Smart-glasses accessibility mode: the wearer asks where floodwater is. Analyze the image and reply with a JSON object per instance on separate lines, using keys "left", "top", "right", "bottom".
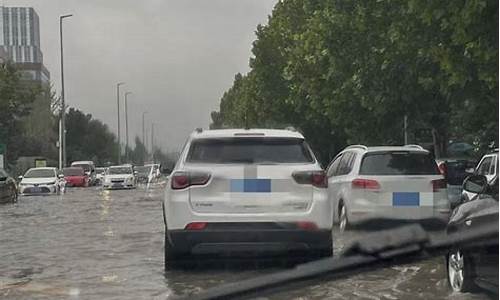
{"left": 0, "top": 183, "right": 493, "bottom": 299}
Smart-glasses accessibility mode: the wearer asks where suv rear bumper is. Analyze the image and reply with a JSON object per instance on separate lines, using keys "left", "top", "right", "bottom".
{"left": 167, "top": 228, "right": 332, "bottom": 256}
{"left": 349, "top": 207, "right": 450, "bottom": 226}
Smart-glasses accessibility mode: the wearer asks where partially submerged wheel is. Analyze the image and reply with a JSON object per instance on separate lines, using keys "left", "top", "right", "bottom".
{"left": 447, "top": 249, "right": 476, "bottom": 292}
{"left": 338, "top": 202, "right": 348, "bottom": 233}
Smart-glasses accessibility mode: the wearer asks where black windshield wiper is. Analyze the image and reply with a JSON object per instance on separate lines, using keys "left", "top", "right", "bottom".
{"left": 177, "top": 222, "right": 498, "bottom": 300}
{"left": 225, "top": 159, "right": 255, "bottom": 164}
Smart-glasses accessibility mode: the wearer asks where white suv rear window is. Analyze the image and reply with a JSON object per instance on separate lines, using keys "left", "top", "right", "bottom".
{"left": 187, "top": 138, "right": 314, "bottom": 164}
{"left": 360, "top": 151, "right": 440, "bottom": 175}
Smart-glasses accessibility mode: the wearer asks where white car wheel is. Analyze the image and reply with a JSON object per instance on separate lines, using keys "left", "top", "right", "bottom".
{"left": 447, "top": 249, "right": 475, "bottom": 292}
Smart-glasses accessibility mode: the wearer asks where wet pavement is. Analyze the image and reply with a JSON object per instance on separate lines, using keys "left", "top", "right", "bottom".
{"left": 0, "top": 184, "right": 493, "bottom": 299}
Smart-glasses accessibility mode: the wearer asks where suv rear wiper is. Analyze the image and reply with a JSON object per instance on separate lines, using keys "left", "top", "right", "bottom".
{"left": 225, "top": 159, "right": 255, "bottom": 164}
{"left": 177, "top": 222, "right": 498, "bottom": 300}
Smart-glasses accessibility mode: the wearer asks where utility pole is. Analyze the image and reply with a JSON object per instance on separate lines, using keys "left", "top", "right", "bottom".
{"left": 59, "top": 14, "right": 72, "bottom": 169}
{"left": 116, "top": 82, "right": 125, "bottom": 164}
{"left": 124, "top": 92, "right": 132, "bottom": 162}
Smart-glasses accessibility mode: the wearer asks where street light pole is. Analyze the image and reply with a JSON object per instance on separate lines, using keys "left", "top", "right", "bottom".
{"left": 59, "top": 14, "right": 72, "bottom": 169}
{"left": 116, "top": 82, "right": 125, "bottom": 164}
{"left": 124, "top": 92, "right": 132, "bottom": 162}
{"left": 151, "top": 122, "right": 155, "bottom": 162}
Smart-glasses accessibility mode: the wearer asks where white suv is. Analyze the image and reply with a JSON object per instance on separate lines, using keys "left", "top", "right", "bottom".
{"left": 327, "top": 145, "right": 449, "bottom": 231}
{"left": 162, "top": 129, "right": 332, "bottom": 264}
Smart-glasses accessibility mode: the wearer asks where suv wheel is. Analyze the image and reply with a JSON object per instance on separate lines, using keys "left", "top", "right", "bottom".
{"left": 447, "top": 249, "right": 476, "bottom": 292}
{"left": 339, "top": 203, "right": 348, "bottom": 232}
{"left": 164, "top": 231, "right": 185, "bottom": 269}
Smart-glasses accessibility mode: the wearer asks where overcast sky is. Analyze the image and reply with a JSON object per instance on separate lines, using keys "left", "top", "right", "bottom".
{"left": 3, "top": 0, "right": 277, "bottom": 152}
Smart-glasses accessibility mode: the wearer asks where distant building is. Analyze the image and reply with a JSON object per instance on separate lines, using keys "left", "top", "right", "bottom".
{"left": 1, "top": 7, "right": 56, "bottom": 162}
{"left": 0, "top": 6, "right": 50, "bottom": 83}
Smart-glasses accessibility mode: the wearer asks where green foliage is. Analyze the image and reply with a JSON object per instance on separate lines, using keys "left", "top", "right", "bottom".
{"left": 65, "top": 108, "right": 119, "bottom": 165}
{"left": 0, "top": 62, "right": 53, "bottom": 163}
{"left": 211, "top": 0, "right": 498, "bottom": 162}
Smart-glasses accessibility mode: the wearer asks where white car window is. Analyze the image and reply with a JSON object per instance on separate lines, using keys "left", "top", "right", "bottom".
{"left": 327, "top": 154, "right": 343, "bottom": 177}
{"left": 24, "top": 169, "right": 56, "bottom": 178}
{"left": 336, "top": 152, "right": 353, "bottom": 176}
{"left": 489, "top": 155, "right": 498, "bottom": 175}
{"left": 476, "top": 156, "right": 492, "bottom": 176}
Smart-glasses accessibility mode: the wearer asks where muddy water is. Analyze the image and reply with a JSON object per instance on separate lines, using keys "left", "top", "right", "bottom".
{"left": 0, "top": 184, "right": 492, "bottom": 299}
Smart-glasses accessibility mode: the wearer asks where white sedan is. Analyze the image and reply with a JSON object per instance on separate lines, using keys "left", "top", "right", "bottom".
{"left": 18, "top": 167, "right": 64, "bottom": 195}
{"left": 102, "top": 165, "right": 137, "bottom": 190}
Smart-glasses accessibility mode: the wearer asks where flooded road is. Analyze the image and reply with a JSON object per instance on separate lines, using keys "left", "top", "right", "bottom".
{"left": 0, "top": 185, "right": 493, "bottom": 299}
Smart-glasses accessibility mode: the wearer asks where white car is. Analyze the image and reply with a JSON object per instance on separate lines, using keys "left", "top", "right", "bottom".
{"left": 102, "top": 165, "right": 137, "bottom": 189}
{"left": 18, "top": 167, "right": 64, "bottom": 195}
{"left": 326, "top": 145, "right": 449, "bottom": 231}
{"left": 162, "top": 128, "right": 332, "bottom": 264}
{"left": 94, "top": 167, "right": 107, "bottom": 185}
{"left": 462, "top": 149, "right": 498, "bottom": 202}
{"left": 145, "top": 163, "right": 161, "bottom": 182}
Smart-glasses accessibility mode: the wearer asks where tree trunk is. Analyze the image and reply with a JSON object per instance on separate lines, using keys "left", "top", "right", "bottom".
{"left": 432, "top": 127, "right": 448, "bottom": 158}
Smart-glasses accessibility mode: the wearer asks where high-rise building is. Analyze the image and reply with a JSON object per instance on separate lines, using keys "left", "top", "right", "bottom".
{"left": 0, "top": 6, "right": 50, "bottom": 83}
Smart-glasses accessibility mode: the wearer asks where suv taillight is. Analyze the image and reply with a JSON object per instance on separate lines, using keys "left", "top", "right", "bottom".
{"left": 292, "top": 171, "right": 328, "bottom": 188}
{"left": 352, "top": 178, "right": 380, "bottom": 189}
{"left": 432, "top": 179, "right": 447, "bottom": 192}
{"left": 171, "top": 171, "right": 211, "bottom": 190}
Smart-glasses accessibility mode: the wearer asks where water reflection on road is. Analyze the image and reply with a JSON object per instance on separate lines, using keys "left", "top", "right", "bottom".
{"left": 0, "top": 184, "right": 493, "bottom": 299}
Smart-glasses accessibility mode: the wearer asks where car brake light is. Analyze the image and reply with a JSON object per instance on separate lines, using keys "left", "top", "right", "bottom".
{"left": 296, "top": 221, "right": 318, "bottom": 231}
{"left": 171, "top": 171, "right": 211, "bottom": 190}
{"left": 438, "top": 162, "right": 447, "bottom": 178}
{"left": 352, "top": 178, "right": 380, "bottom": 189}
{"left": 292, "top": 171, "right": 327, "bottom": 188}
{"left": 185, "top": 222, "right": 207, "bottom": 230}
{"left": 432, "top": 179, "right": 447, "bottom": 192}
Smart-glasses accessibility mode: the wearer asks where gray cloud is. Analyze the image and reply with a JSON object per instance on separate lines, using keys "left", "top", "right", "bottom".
{"left": 3, "top": 0, "right": 276, "bottom": 152}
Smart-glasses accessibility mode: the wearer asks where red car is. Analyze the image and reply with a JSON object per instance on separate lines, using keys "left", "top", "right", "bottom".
{"left": 63, "top": 167, "right": 89, "bottom": 187}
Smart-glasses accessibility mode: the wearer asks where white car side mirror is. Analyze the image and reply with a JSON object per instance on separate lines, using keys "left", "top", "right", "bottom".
{"left": 465, "top": 167, "right": 475, "bottom": 174}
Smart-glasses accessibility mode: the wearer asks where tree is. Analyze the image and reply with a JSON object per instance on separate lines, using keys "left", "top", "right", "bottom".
{"left": 212, "top": 0, "right": 498, "bottom": 162}
{"left": 129, "top": 136, "right": 148, "bottom": 165}
{"left": 65, "top": 108, "right": 119, "bottom": 165}
{"left": 0, "top": 61, "right": 55, "bottom": 162}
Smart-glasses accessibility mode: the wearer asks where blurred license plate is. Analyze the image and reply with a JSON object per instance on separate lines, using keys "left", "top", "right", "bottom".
{"left": 392, "top": 192, "right": 420, "bottom": 206}
{"left": 32, "top": 187, "right": 41, "bottom": 193}
{"left": 113, "top": 183, "right": 122, "bottom": 187}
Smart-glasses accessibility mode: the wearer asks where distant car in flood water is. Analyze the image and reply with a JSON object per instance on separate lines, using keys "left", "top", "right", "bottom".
{"left": 18, "top": 167, "right": 64, "bottom": 195}
{"left": 63, "top": 167, "right": 89, "bottom": 187}
{"left": 70, "top": 161, "right": 96, "bottom": 185}
{"left": 102, "top": 165, "right": 137, "bottom": 190}
{"left": 94, "top": 167, "right": 106, "bottom": 185}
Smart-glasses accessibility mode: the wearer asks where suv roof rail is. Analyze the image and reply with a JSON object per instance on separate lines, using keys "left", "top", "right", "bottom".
{"left": 195, "top": 127, "right": 203, "bottom": 133}
{"left": 404, "top": 144, "right": 424, "bottom": 150}
{"left": 345, "top": 145, "right": 368, "bottom": 150}
{"left": 284, "top": 126, "right": 297, "bottom": 132}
